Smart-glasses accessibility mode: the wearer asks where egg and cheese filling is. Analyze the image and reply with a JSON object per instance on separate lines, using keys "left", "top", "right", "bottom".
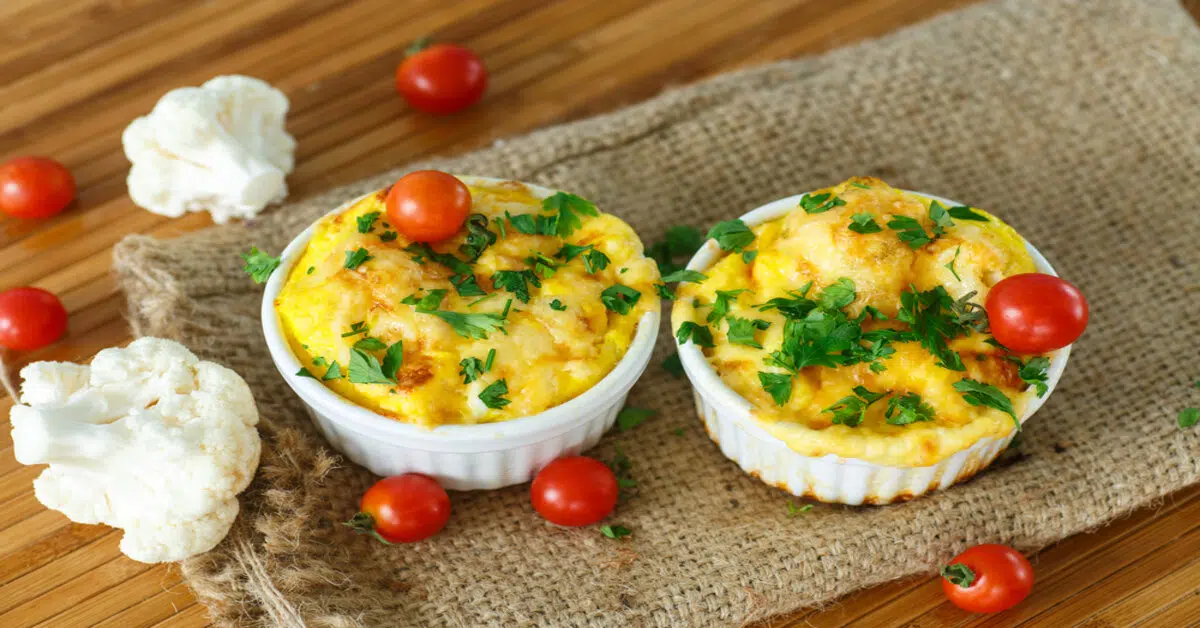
{"left": 276, "top": 179, "right": 659, "bottom": 427}
{"left": 674, "top": 177, "right": 1051, "bottom": 467}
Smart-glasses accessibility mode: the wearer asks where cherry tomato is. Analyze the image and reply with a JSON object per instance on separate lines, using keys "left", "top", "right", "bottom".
{"left": 385, "top": 170, "right": 471, "bottom": 243}
{"left": 395, "top": 42, "right": 487, "bottom": 114}
{"left": 986, "top": 273, "right": 1088, "bottom": 353}
{"left": 0, "top": 156, "right": 76, "bottom": 219}
{"left": 530, "top": 456, "right": 619, "bottom": 527}
{"left": 941, "top": 544, "right": 1034, "bottom": 614}
{"left": 0, "top": 287, "right": 68, "bottom": 351}
{"left": 346, "top": 474, "right": 451, "bottom": 544}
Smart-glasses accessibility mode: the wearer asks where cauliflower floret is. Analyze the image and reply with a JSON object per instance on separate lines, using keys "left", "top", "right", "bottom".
{"left": 9, "top": 338, "right": 261, "bottom": 563}
{"left": 122, "top": 75, "right": 296, "bottom": 224}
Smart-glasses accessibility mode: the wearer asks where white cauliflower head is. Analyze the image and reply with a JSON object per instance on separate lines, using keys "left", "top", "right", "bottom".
{"left": 122, "top": 75, "right": 296, "bottom": 224}
{"left": 10, "top": 337, "right": 262, "bottom": 563}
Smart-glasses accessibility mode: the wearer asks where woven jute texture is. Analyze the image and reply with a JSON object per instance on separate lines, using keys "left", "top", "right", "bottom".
{"left": 112, "top": 0, "right": 1200, "bottom": 625}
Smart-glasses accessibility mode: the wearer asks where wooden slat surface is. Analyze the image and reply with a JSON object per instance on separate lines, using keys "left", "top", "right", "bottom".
{"left": 1, "top": 1, "right": 1198, "bottom": 626}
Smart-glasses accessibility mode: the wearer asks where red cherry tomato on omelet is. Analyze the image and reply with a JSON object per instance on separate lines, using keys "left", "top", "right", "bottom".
{"left": 0, "top": 287, "right": 68, "bottom": 351}
{"left": 395, "top": 42, "right": 487, "bottom": 115}
{"left": 346, "top": 474, "right": 451, "bottom": 544}
{"left": 986, "top": 273, "right": 1088, "bottom": 353}
{"left": 531, "top": 456, "right": 619, "bottom": 527}
{"left": 386, "top": 170, "right": 471, "bottom": 243}
{"left": 0, "top": 156, "right": 75, "bottom": 219}
{"left": 941, "top": 544, "right": 1034, "bottom": 614}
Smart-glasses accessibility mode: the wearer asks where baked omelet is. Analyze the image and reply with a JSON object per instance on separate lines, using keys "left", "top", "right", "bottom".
{"left": 673, "top": 177, "right": 1050, "bottom": 467}
{"left": 276, "top": 178, "right": 659, "bottom": 426}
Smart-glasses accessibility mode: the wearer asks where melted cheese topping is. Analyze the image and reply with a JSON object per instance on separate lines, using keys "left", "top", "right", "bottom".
{"left": 276, "top": 179, "right": 659, "bottom": 427}
{"left": 674, "top": 177, "right": 1046, "bottom": 467}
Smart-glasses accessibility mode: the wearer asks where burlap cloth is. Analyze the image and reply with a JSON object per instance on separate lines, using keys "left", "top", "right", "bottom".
{"left": 111, "top": 0, "right": 1200, "bottom": 625}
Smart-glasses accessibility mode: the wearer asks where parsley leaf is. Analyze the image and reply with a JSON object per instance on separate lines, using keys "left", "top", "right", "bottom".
{"left": 524, "top": 252, "right": 560, "bottom": 279}
{"left": 953, "top": 378, "right": 1018, "bottom": 428}
{"left": 451, "top": 273, "right": 486, "bottom": 297}
{"left": 506, "top": 211, "right": 557, "bottom": 236}
{"left": 343, "top": 247, "right": 372, "bottom": 270}
{"left": 726, "top": 316, "right": 770, "bottom": 348}
{"left": 822, "top": 385, "right": 887, "bottom": 427}
{"left": 556, "top": 243, "right": 610, "bottom": 274}
{"left": 654, "top": 283, "right": 675, "bottom": 300}
{"left": 312, "top": 356, "right": 329, "bottom": 367}
{"left": 707, "top": 219, "right": 756, "bottom": 256}
{"left": 341, "top": 321, "right": 369, "bottom": 337}
{"left": 600, "top": 524, "right": 632, "bottom": 540}
{"left": 241, "top": 247, "right": 281, "bottom": 283}
{"left": 896, "top": 286, "right": 972, "bottom": 371}
{"left": 379, "top": 231, "right": 398, "bottom": 242}
{"left": 848, "top": 213, "right": 883, "bottom": 234}
{"left": 662, "top": 352, "right": 684, "bottom": 377}
{"left": 800, "top": 192, "right": 847, "bottom": 214}
{"left": 458, "top": 214, "right": 497, "bottom": 262}
{"left": 600, "top": 284, "right": 641, "bottom": 315}
{"left": 675, "top": 321, "right": 715, "bottom": 347}
{"left": 322, "top": 361, "right": 343, "bottom": 381}
{"left": 886, "top": 216, "right": 933, "bottom": 249}
{"left": 946, "top": 245, "right": 963, "bottom": 281}
{"left": 381, "top": 341, "right": 403, "bottom": 381}
{"left": 491, "top": 269, "right": 541, "bottom": 303}
{"left": 1180, "top": 408, "right": 1199, "bottom": 429}
{"left": 478, "top": 379, "right": 511, "bottom": 409}
{"left": 948, "top": 206, "right": 989, "bottom": 221}
{"left": 306, "top": 266, "right": 315, "bottom": 275}
{"left": 404, "top": 243, "right": 483, "bottom": 297}
{"left": 356, "top": 211, "right": 381, "bottom": 234}
{"left": 549, "top": 299, "right": 567, "bottom": 311}
{"left": 422, "top": 310, "right": 507, "bottom": 339}
{"left": 296, "top": 367, "right": 315, "bottom": 378}
{"left": 661, "top": 269, "right": 707, "bottom": 284}
{"left": 541, "top": 192, "right": 599, "bottom": 237}
{"left": 885, "top": 392, "right": 936, "bottom": 425}
{"left": 756, "top": 286, "right": 818, "bottom": 320}
{"left": 817, "top": 278, "right": 856, "bottom": 311}
{"left": 459, "top": 357, "right": 486, "bottom": 384}
{"left": 850, "top": 182, "right": 872, "bottom": 190}
{"left": 353, "top": 337, "right": 387, "bottom": 351}
{"left": 708, "top": 289, "right": 749, "bottom": 324}
{"left": 1015, "top": 356, "right": 1051, "bottom": 397}
{"left": 928, "top": 201, "right": 955, "bottom": 236}
{"left": 758, "top": 372, "right": 793, "bottom": 406}
{"left": 616, "top": 407, "right": 656, "bottom": 432}
{"left": 401, "top": 289, "right": 447, "bottom": 311}
{"left": 786, "top": 501, "right": 814, "bottom": 517}
{"left": 348, "top": 348, "right": 394, "bottom": 384}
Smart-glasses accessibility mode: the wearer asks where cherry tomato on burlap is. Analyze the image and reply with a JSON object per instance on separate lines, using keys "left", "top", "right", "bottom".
{"left": 345, "top": 474, "right": 451, "bottom": 544}
{"left": 530, "top": 456, "right": 619, "bottom": 527}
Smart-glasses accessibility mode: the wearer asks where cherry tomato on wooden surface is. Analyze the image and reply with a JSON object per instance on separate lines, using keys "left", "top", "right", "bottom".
{"left": 395, "top": 40, "right": 487, "bottom": 115}
{"left": 531, "top": 456, "right": 619, "bottom": 527}
{"left": 0, "top": 287, "right": 68, "bottom": 351}
{"left": 345, "top": 474, "right": 451, "bottom": 544}
{"left": 941, "top": 544, "right": 1034, "bottom": 614}
{"left": 986, "top": 273, "right": 1088, "bottom": 354}
{"left": 0, "top": 156, "right": 76, "bottom": 219}
{"left": 385, "top": 170, "right": 472, "bottom": 243}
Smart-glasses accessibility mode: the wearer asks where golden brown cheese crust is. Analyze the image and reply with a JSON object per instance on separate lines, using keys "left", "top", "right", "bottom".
{"left": 276, "top": 179, "right": 659, "bottom": 427}
{"left": 674, "top": 177, "right": 1047, "bottom": 466}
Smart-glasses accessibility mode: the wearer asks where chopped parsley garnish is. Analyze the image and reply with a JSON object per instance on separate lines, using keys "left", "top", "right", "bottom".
{"left": 379, "top": 231, "right": 398, "bottom": 242}
{"left": 654, "top": 283, "right": 675, "bottom": 300}
{"left": 646, "top": 225, "right": 705, "bottom": 275}
{"left": 725, "top": 316, "right": 770, "bottom": 348}
{"left": 380, "top": 342, "right": 403, "bottom": 381}
{"left": 491, "top": 269, "right": 541, "bottom": 303}
{"left": 608, "top": 446, "right": 636, "bottom": 495}
{"left": 850, "top": 182, "right": 872, "bottom": 190}
{"left": 660, "top": 269, "right": 707, "bottom": 284}
{"left": 675, "top": 321, "right": 715, "bottom": 347}
{"left": 404, "top": 243, "right": 484, "bottom": 297}
{"left": 886, "top": 216, "right": 933, "bottom": 249}
{"left": 600, "top": 524, "right": 632, "bottom": 540}
{"left": 341, "top": 321, "right": 369, "bottom": 337}
{"left": 343, "top": 247, "right": 372, "bottom": 270}
{"left": 942, "top": 563, "right": 977, "bottom": 588}
{"left": 885, "top": 392, "right": 936, "bottom": 425}
{"left": 948, "top": 205, "right": 989, "bottom": 221}
{"left": 757, "top": 372, "right": 793, "bottom": 405}
{"left": 459, "top": 348, "right": 495, "bottom": 385}
{"left": 800, "top": 192, "right": 846, "bottom": 214}
{"left": 822, "top": 385, "right": 887, "bottom": 427}
{"left": 707, "top": 219, "right": 756, "bottom": 263}
{"left": 556, "top": 243, "right": 611, "bottom": 274}
{"left": 402, "top": 289, "right": 447, "bottom": 310}
{"left": 817, "top": 278, "right": 856, "bottom": 311}
{"left": 662, "top": 352, "right": 684, "bottom": 377}
{"left": 296, "top": 367, "right": 315, "bottom": 378}
{"left": 953, "top": 378, "right": 1018, "bottom": 428}
{"left": 928, "top": 201, "right": 955, "bottom": 235}
{"left": 312, "top": 356, "right": 329, "bottom": 367}
{"left": 549, "top": 299, "right": 567, "bottom": 311}
{"left": 356, "top": 211, "right": 381, "bottom": 233}
{"left": 306, "top": 266, "right": 315, "bottom": 275}
{"left": 526, "top": 252, "right": 560, "bottom": 279}
{"left": 786, "top": 501, "right": 814, "bottom": 517}
{"left": 353, "top": 337, "right": 387, "bottom": 351}
{"left": 708, "top": 289, "right": 749, "bottom": 324}
{"left": 241, "top": 247, "right": 281, "bottom": 283}
{"left": 506, "top": 211, "right": 557, "bottom": 236}
{"left": 451, "top": 274, "right": 486, "bottom": 297}
{"left": 616, "top": 407, "right": 656, "bottom": 432}
{"left": 896, "top": 285, "right": 984, "bottom": 371}
{"left": 348, "top": 348, "right": 394, "bottom": 385}
{"left": 458, "top": 214, "right": 496, "bottom": 262}
{"left": 322, "top": 361, "right": 343, "bottom": 381}
{"left": 600, "top": 284, "right": 641, "bottom": 315}
{"left": 946, "top": 245, "right": 963, "bottom": 281}
{"left": 848, "top": 213, "right": 883, "bottom": 234}
{"left": 478, "top": 379, "right": 511, "bottom": 409}
{"left": 1180, "top": 408, "right": 1199, "bottom": 429}
{"left": 541, "top": 192, "right": 599, "bottom": 238}
{"left": 1014, "top": 356, "right": 1051, "bottom": 397}
{"left": 422, "top": 310, "right": 507, "bottom": 339}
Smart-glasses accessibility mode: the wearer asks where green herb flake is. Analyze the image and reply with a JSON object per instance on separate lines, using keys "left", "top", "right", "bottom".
{"left": 296, "top": 367, "right": 316, "bottom": 378}
{"left": 675, "top": 321, "right": 715, "bottom": 347}
{"left": 948, "top": 206, "right": 990, "bottom": 222}
{"left": 541, "top": 192, "right": 599, "bottom": 238}
{"left": 822, "top": 386, "right": 887, "bottom": 427}
{"left": 661, "top": 269, "right": 707, "bottom": 284}
{"left": 953, "top": 378, "right": 1018, "bottom": 428}
{"left": 800, "top": 192, "right": 847, "bottom": 215}
{"left": 663, "top": 352, "right": 684, "bottom": 378}
{"left": 818, "top": 278, "right": 857, "bottom": 311}
{"left": 422, "top": 310, "right": 507, "bottom": 339}
{"left": 506, "top": 210, "right": 558, "bottom": 236}
{"left": 848, "top": 213, "right": 883, "bottom": 234}
{"left": 850, "top": 182, "right": 872, "bottom": 190}
{"left": 458, "top": 214, "right": 497, "bottom": 262}
{"left": 479, "top": 379, "right": 511, "bottom": 409}
{"left": 343, "top": 247, "right": 373, "bottom": 270}
{"left": 600, "top": 524, "right": 632, "bottom": 540}
{"left": 786, "top": 501, "right": 814, "bottom": 517}
{"left": 348, "top": 349, "right": 394, "bottom": 385}
{"left": 928, "top": 200, "right": 955, "bottom": 236}
{"left": 356, "top": 211, "right": 381, "bottom": 234}
{"left": 946, "top": 245, "right": 963, "bottom": 282}
{"left": 341, "top": 321, "right": 369, "bottom": 338}
{"left": 758, "top": 371, "right": 793, "bottom": 406}
{"left": 353, "top": 337, "right": 387, "bottom": 351}
{"left": 706, "top": 219, "right": 756, "bottom": 255}
{"left": 241, "top": 247, "right": 281, "bottom": 283}
{"left": 886, "top": 216, "right": 934, "bottom": 249}
{"left": 616, "top": 407, "right": 656, "bottom": 432}
{"left": 381, "top": 341, "right": 403, "bottom": 380}
{"left": 726, "top": 316, "right": 770, "bottom": 349}
{"left": 379, "top": 231, "right": 398, "bottom": 242}
{"left": 1016, "top": 356, "right": 1051, "bottom": 397}
{"left": 885, "top": 392, "right": 936, "bottom": 426}
{"left": 492, "top": 269, "right": 541, "bottom": 304}
{"left": 459, "top": 357, "right": 486, "bottom": 384}
{"left": 707, "top": 289, "right": 749, "bottom": 325}
{"left": 1179, "top": 408, "right": 1199, "bottom": 429}
{"left": 600, "top": 284, "right": 641, "bottom": 315}
{"left": 655, "top": 283, "right": 675, "bottom": 300}
{"left": 306, "top": 266, "right": 315, "bottom": 275}
{"left": 312, "top": 356, "right": 329, "bottom": 367}
{"left": 322, "top": 361, "right": 343, "bottom": 381}
{"left": 549, "top": 298, "right": 568, "bottom": 311}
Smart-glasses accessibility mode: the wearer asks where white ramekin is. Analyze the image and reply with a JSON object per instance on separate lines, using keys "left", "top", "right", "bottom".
{"left": 674, "top": 190, "right": 1071, "bottom": 505}
{"left": 262, "top": 176, "right": 660, "bottom": 490}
